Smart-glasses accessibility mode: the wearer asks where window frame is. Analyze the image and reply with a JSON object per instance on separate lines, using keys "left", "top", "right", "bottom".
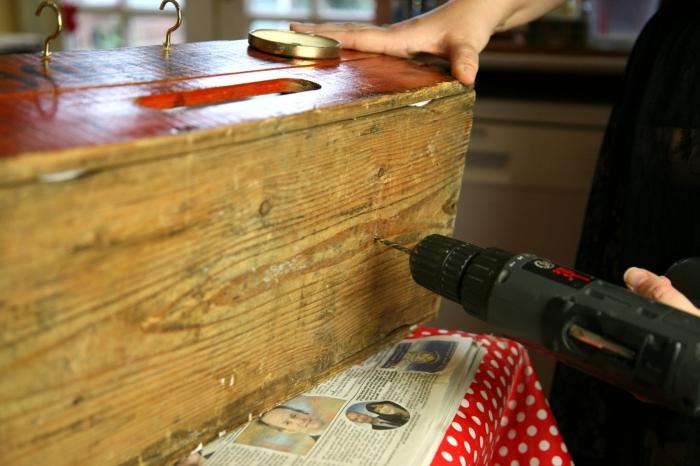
{"left": 244, "top": 0, "right": 375, "bottom": 29}
{"left": 68, "top": 1, "right": 185, "bottom": 49}
{"left": 18, "top": 0, "right": 379, "bottom": 51}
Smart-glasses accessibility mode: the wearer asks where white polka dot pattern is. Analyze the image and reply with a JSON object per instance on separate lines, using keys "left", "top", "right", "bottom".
{"left": 404, "top": 327, "right": 572, "bottom": 466}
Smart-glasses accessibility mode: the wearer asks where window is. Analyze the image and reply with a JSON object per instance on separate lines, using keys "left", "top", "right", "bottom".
{"left": 66, "top": 0, "right": 186, "bottom": 50}
{"left": 246, "top": 0, "right": 375, "bottom": 31}
{"left": 57, "top": 1, "right": 376, "bottom": 50}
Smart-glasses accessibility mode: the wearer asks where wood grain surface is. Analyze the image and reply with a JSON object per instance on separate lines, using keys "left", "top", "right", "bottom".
{"left": 0, "top": 41, "right": 474, "bottom": 465}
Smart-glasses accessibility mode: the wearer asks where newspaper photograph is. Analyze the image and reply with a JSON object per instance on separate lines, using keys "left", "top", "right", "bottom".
{"left": 176, "top": 334, "right": 485, "bottom": 466}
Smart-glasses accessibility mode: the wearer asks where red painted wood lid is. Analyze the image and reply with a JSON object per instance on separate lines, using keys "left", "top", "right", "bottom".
{"left": 0, "top": 41, "right": 468, "bottom": 181}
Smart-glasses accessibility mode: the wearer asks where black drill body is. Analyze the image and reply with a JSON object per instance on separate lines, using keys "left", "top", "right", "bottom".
{"left": 406, "top": 234, "right": 700, "bottom": 417}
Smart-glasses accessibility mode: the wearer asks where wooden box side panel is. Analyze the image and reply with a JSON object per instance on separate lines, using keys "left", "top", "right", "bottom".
{"left": 0, "top": 94, "right": 472, "bottom": 465}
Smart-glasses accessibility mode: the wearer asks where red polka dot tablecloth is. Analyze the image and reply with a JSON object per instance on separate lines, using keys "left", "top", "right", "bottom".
{"left": 405, "top": 327, "right": 572, "bottom": 466}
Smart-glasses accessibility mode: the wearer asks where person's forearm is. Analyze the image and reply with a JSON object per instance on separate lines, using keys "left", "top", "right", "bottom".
{"left": 409, "top": 0, "right": 564, "bottom": 30}
{"left": 493, "top": 0, "right": 566, "bottom": 31}
{"left": 392, "top": 0, "right": 564, "bottom": 60}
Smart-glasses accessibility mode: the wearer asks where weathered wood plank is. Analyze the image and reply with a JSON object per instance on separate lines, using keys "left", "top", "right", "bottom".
{"left": 0, "top": 41, "right": 473, "bottom": 465}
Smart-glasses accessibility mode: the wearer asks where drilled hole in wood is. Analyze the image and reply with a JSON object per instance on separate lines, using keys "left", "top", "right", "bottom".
{"left": 136, "top": 78, "right": 321, "bottom": 110}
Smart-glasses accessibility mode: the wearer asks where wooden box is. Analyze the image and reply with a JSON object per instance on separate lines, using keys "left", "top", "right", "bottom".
{"left": 0, "top": 41, "right": 474, "bottom": 465}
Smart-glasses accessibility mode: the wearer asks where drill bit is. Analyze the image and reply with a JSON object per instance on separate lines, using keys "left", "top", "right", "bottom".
{"left": 374, "top": 236, "right": 412, "bottom": 255}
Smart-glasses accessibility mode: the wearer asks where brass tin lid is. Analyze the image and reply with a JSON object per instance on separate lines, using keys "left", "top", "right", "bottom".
{"left": 248, "top": 29, "right": 340, "bottom": 59}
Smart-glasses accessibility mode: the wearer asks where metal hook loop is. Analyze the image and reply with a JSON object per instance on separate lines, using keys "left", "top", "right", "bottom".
{"left": 35, "top": 1, "right": 63, "bottom": 61}
{"left": 159, "top": 0, "right": 182, "bottom": 51}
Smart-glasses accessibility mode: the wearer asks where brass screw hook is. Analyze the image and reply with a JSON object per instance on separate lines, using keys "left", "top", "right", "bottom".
{"left": 35, "top": 1, "right": 63, "bottom": 61}
{"left": 159, "top": 0, "right": 182, "bottom": 52}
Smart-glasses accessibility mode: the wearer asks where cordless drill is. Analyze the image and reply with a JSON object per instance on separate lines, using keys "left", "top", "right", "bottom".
{"left": 378, "top": 234, "right": 700, "bottom": 416}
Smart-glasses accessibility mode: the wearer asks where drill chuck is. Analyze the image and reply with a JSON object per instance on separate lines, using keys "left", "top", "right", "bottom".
{"left": 409, "top": 235, "right": 480, "bottom": 303}
{"left": 409, "top": 235, "right": 512, "bottom": 320}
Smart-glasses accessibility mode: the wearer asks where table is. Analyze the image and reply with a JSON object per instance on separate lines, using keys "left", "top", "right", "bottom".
{"left": 407, "top": 328, "right": 573, "bottom": 466}
{"left": 186, "top": 327, "right": 574, "bottom": 466}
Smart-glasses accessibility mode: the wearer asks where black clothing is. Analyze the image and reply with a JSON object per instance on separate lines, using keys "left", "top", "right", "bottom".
{"left": 550, "top": 1, "right": 700, "bottom": 465}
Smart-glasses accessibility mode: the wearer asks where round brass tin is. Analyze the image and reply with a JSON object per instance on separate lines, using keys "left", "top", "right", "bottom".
{"left": 248, "top": 29, "right": 340, "bottom": 59}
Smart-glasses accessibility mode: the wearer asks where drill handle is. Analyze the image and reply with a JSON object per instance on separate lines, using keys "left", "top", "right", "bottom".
{"left": 541, "top": 281, "right": 700, "bottom": 417}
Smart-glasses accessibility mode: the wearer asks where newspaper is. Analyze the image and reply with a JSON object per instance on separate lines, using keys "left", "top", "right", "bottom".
{"left": 178, "top": 334, "right": 485, "bottom": 466}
